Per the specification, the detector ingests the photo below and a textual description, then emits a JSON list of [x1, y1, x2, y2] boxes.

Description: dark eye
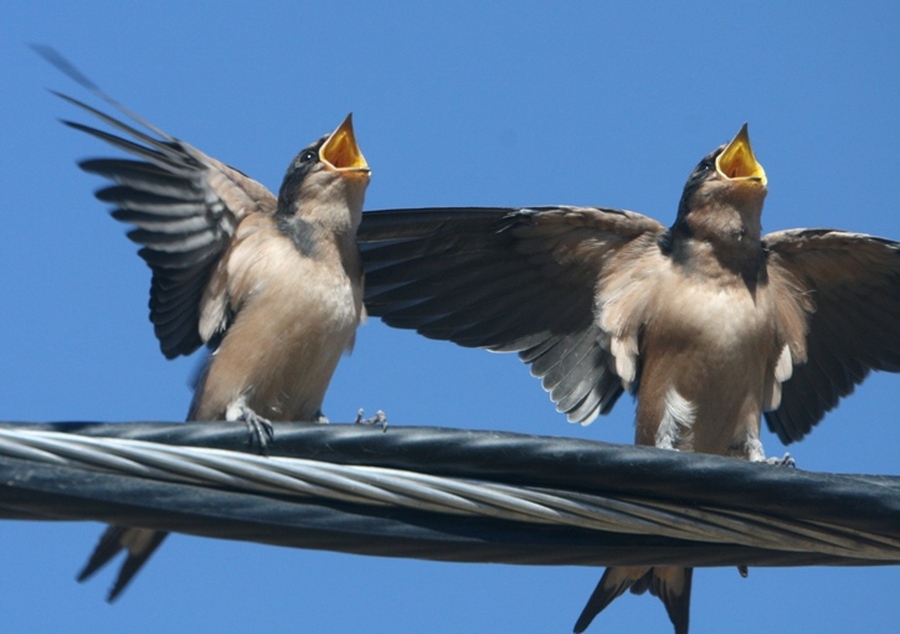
[[299, 150, 317, 163]]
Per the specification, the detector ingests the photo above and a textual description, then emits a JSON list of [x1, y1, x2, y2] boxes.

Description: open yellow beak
[[320, 113, 369, 173], [716, 124, 767, 185]]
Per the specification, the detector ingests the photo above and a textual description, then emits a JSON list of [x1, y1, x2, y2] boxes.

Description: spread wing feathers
[[58, 92, 277, 358], [358, 206, 666, 423], [764, 229, 900, 443]]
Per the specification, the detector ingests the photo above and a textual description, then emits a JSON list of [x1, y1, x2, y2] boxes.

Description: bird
[[47, 54, 372, 601], [356, 125, 900, 633]]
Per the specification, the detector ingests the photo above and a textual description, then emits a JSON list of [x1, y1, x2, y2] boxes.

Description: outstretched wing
[[59, 93, 277, 358], [358, 206, 666, 423], [764, 229, 900, 443]]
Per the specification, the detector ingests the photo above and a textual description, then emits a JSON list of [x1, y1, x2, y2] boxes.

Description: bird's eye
[[300, 150, 317, 163]]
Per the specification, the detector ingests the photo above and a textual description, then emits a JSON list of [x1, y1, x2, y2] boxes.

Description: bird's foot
[[313, 410, 330, 424], [225, 399, 274, 452], [764, 452, 796, 468], [737, 565, 749, 578], [354, 409, 388, 432]]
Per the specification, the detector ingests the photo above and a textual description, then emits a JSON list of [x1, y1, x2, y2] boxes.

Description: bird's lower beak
[[716, 124, 767, 185], [320, 113, 370, 174]]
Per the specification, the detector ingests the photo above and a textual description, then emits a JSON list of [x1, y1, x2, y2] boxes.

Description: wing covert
[[763, 229, 900, 442], [359, 206, 665, 423], [59, 93, 277, 358]]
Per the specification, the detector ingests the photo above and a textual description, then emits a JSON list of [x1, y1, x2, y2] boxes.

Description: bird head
[[278, 113, 370, 226], [670, 124, 768, 247]]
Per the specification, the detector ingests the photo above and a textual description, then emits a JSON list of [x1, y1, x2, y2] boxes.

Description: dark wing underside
[[59, 93, 277, 358], [358, 206, 666, 423], [764, 229, 900, 443]]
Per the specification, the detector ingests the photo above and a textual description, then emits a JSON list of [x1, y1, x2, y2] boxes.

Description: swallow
[[56, 85, 370, 600], [356, 125, 900, 633]]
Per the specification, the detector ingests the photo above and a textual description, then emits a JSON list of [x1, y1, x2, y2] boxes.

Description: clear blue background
[[1, 2, 897, 632]]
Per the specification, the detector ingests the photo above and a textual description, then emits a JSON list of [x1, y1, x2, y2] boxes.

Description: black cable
[[0, 421, 896, 568]]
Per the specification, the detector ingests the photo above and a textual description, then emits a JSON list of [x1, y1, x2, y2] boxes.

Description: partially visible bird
[[356, 125, 900, 633], [45, 51, 371, 601]]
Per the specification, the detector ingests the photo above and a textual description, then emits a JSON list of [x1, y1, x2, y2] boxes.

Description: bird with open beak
[[357, 125, 900, 633], [56, 88, 371, 600]]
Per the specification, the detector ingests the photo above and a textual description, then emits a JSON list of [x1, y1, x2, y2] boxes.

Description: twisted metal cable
[[0, 425, 898, 563]]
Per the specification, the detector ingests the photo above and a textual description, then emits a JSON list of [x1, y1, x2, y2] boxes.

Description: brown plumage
[[59, 90, 370, 600], [357, 125, 900, 633]]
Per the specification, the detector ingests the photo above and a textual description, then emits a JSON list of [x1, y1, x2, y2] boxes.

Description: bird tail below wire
[[573, 566, 692, 634], [77, 525, 169, 602]]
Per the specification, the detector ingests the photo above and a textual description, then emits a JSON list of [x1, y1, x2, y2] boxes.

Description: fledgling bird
[[356, 125, 900, 633], [53, 76, 371, 599]]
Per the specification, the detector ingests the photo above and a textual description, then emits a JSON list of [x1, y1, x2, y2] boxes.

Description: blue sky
[[1, 2, 898, 632]]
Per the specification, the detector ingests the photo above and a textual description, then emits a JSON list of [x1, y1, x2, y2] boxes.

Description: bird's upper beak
[[715, 124, 767, 186], [320, 113, 370, 175]]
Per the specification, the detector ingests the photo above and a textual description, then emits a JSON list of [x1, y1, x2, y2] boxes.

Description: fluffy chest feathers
[[598, 246, 807, 458], [194, 215, 363, 421]]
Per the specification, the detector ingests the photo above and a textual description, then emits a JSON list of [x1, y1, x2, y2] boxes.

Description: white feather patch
[[765, 345, 794, 411], [610, 335, 638, 387], [774, 344, 793, 383], [655, 386, 696, 449]]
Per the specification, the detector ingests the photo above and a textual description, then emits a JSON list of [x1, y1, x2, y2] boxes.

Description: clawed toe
[[354, 409, 388, 431], [764, 452, 796, 468], [225, 398, 274, 452], [244, 413, 274, 450]]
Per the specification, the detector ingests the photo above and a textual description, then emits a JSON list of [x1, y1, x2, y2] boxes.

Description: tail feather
[[574, 566, 693, 634], [77, 526, 169, 602], [77, 525, 128, 582], [646, 567, 693, 634], [573, 566, 649, 633]]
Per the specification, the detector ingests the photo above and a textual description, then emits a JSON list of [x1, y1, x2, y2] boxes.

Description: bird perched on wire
[[38, 47, 374, 601], [356, 125, 900, 633]]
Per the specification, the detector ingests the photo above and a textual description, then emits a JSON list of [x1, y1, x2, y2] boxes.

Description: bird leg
[[225, 396, 275, 451], [355, 408, 388, 431]]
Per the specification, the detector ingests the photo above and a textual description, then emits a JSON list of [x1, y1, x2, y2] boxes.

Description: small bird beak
[[715, 124, 767, 186], [320, 113, 370, 174]]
